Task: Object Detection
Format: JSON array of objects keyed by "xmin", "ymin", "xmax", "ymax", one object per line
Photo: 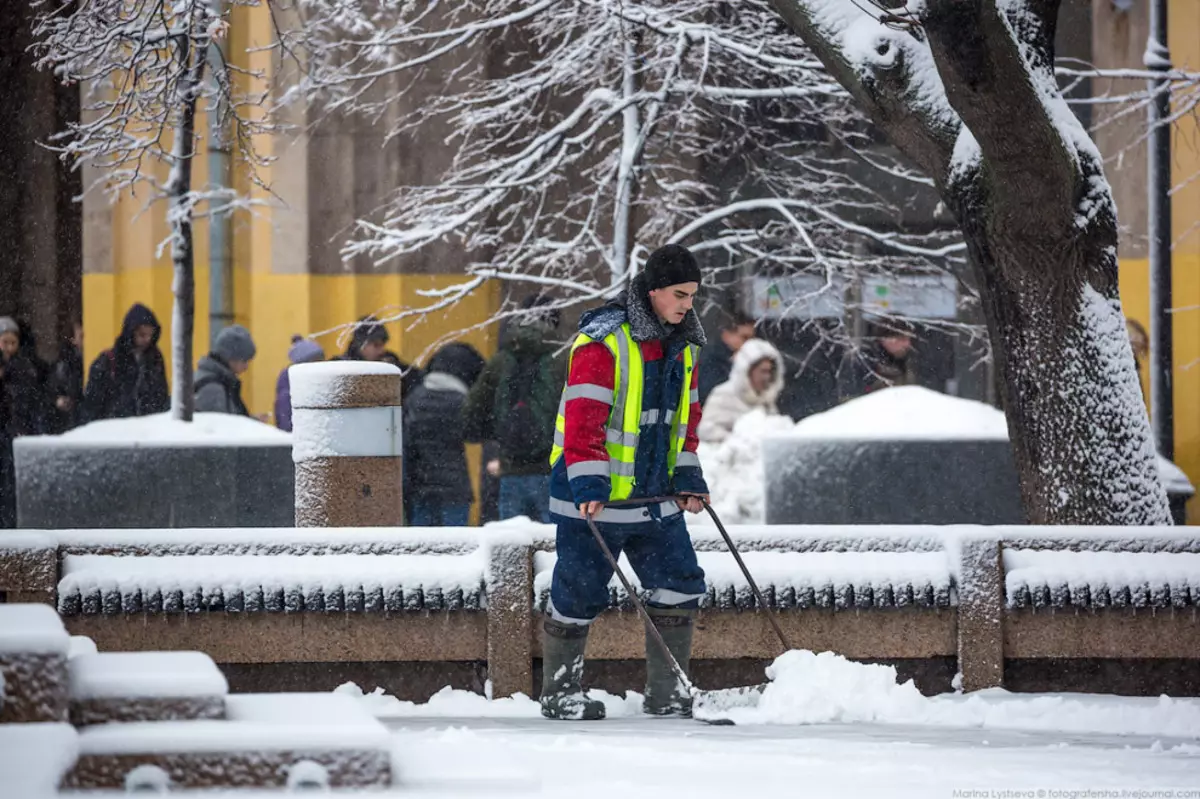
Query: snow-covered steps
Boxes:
[
  {"xmin": 56, "ymin": 552, "xmax": 487, "ymax": 615},
  {"xmin": 533, "ymin": 550, "xmax": 956, "ymax": 612},
  {"xmin": 69, "ymin": 651, "xmax": 229, "ymax": 726},
  {"xmin": 0, "ymin": 722, "xmax": 79, "ymax": 796},
  {"xmin": 0, "ymin": 603, "xmax": 70, "ymax": 723},
  {"xmin": 1005, "ymin": 550, "xmax": 1200, "ymax": 609},
  {"xmin": 62, "ymin": 692, "xmax": 393, "ymax": 791}
]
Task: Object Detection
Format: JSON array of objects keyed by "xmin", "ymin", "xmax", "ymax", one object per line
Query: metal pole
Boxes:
[
  {"xmin": 1146, "ymin": 0, "xmax": 1173, "ymax": 460},
  {"xmin": 207, "ymin": 1, "xmax": 233, "ymax": 349}
]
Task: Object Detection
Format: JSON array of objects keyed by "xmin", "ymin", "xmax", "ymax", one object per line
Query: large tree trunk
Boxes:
[
  {"xmin": 167, "ymin": 32, "xmax": 208, "ymax": 423},
  {"xmin": 772, "ymin": 0, "xmax": 1169, "ymax": 524}
]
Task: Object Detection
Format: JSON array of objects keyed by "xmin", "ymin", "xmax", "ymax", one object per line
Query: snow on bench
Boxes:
[
  {"xmin": 57, "ymin": 552, "xmax": 487, "ymax": 616},
  {"xmin": 533, "ymin": 549, "xmax": 955, "ymax": 611},
  {"xmin": 69, "ymin": 652, "xmax": 228, "ymax": 725},
  {"xmin": 66, "ymin": 692, "xmax": 392, "ymax": 790},
  {"xmin": 51, "ymin": 526, "xmax": 490, "ymax": 557},
  {"xmin": 1004, "ymin": 550, "xmax": 1200, "ymax": 609}
]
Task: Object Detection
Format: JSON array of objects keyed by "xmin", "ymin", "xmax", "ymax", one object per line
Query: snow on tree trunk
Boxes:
[
  {"xmin": 773, "ymin": 0, "xmax": 1170, "ymax": 524},
  {"xmin": 167, "ymin": 38, "xmax": 208, "ymax": 424}
]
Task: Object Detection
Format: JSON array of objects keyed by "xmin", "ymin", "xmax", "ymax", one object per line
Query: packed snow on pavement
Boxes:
[{"xmin": 331, "ymin": 652, "xmax": 1200, "ymax": 798}]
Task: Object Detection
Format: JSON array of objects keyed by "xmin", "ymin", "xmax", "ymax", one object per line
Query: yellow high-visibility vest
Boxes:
[{"xmin": 549, "ymin": 323, "xmax": 695, "ymax": 501}]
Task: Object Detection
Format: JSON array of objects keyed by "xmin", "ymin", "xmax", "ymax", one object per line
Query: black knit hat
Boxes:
[{"xmin": 643, "ymin": 244, "xmax": 702, "ymax": 292}]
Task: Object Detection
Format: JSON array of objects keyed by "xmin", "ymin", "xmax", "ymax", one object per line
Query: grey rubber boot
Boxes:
[
  {"xmin": 642, "ymin": 607, "xmax": 695, "ymax": 716},
  {"xmin": 539, "ymin": 617, "xmax": 606, "ymax": 720}
]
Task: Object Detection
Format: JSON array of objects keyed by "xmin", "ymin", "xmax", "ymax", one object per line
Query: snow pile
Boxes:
[
  {"xmin": 718, "ymin": 650, "xmax": 1200, "ymax": 738},
  {"xmin": 0, "ymin": 603, "xmax": 70, "ymax": 655},
  {"xmin": 697, "ymin": 409, "xmax": 796, "ymax": 524},
  {"xmin": 335, "ymin": 682, "xmax": 643, "ymax": 719},
  {"xmin": 24, "ymin": 412, "xmax": 291, "ymax": 448},
  {"xmin": 792, "ymin": 386, "xmax": 1010, "ymax": 441},
  {"xmin": 696, "ymin": 386, "xmax": 1191, "ymax": 523}
]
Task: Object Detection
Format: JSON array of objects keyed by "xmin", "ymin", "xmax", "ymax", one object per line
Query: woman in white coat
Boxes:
[{"xmin": 697, "ymin": 337, "xmax": 785, "ymax": 444}]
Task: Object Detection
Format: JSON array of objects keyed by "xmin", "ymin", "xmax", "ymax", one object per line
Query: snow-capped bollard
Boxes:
[{"xmin": 290, "ymin": 361, "xmax": 404, "ymax": 527}]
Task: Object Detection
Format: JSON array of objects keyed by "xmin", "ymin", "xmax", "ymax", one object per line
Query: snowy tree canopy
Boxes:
[{"xmin": 284, "ymin": 0, "xmax": 966, "ymax": 343}]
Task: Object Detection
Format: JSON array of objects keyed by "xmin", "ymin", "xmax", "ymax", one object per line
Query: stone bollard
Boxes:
[{"xmin": 290, "ymin": 361, "xmax": 404, "ymax": 527}]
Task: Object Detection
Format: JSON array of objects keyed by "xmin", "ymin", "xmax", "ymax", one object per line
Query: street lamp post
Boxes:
[{"xmin": 1146, "ymin": 0, "xmax": 1173, "ymax": 460}]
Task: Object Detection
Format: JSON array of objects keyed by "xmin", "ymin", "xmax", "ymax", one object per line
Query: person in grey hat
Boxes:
[{"xmin": 195, "ymin": 325, "xmax": 257, "ymax": 416}]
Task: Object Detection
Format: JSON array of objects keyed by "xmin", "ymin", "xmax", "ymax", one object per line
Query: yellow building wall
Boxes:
[
  {"xmin": 1118, "ymin": 0, "xmax": 1200, "ymax": 522},
  {"xmin": 82, "ymin": 2, "xmax": 502, "ymax": 523}
]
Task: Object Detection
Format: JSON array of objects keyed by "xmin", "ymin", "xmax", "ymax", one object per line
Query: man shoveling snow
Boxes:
[{"xmin": 542, "ymin": 244, "xmax": 711, "ymax": 721}]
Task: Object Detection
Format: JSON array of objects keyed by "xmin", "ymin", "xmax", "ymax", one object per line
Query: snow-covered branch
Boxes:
[{"xmin": 282, "ymin": 0, "xmax": 966, "ymax": 341}]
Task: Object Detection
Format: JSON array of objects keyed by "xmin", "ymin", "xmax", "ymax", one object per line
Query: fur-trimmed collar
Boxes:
[{"xmin": 579, "ymin": 273, "xmax": 707, "ymax": 346}]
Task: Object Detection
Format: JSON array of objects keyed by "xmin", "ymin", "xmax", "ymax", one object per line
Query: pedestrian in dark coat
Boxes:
[
  {"xmin": 697, "ymin": 311, "xmax": 756, "ymax": 406},
  {"xmin": 195, "ymin": 325, "xmax": 257, "ymax": 416},
  {"xmin": 403, "ymin": 342, "xmax": 486, "ymax": 526},
  {"xmin": 0, "ymin": 317, "xmax": 43, "ymax": 527},
  {"xmin": 80, "ymin": 303, "xmax": 170, "ymax": 423},
  {"xmin": 275, "ymin": 335, "xmax": 324, "ymax": 432},
  {"xmin": 46, "ymin": 322, "xmax": 84, "ymax": 435},
  {"xmin": 462, "ymin": 297, "xmax": 565, "ymax": 522}
]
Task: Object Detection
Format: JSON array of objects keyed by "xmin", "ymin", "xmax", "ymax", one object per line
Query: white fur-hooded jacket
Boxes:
[{"xmin": 697, "ymin": 338, "xmax": 785, "ymax": 444}]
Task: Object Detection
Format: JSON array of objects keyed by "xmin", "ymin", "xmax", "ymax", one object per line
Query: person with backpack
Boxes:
[
  {"xmin": 195, "ymin": 325, "xmax": 257, "ymax": 416},
  {"xmin": 403, "ymin": 342, "xmax": 486, "ymax": 526},
  {"xmin": 539, "ymin": 244, "xmax": 710, "ymax": 721},
  {"xmin": 81, "ymin": 303, "xmax": 170, "ymax": 423},
  {"xmin": 463, "ymin": 296, "xmax": 565, "ymax": 523}
]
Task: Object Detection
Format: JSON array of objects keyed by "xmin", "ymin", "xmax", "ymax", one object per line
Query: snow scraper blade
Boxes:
[
  {"xmin": 586, "ymin": 499, "xmax": 791, "ymax": 727},
  {"xmin": 692, "ymin": 684, "xmax": 767, "ymax": 725}
]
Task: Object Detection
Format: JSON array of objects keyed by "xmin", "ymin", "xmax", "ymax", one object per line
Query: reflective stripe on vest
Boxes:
[{"xmin": 549, "ymin": 323, "xmax": 695, "ymax": 502}]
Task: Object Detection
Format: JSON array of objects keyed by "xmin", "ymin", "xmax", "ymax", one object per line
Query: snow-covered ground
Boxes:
[{"xmin": 330, "ymin": 652, "xmax": 1200, "ymax": 798}]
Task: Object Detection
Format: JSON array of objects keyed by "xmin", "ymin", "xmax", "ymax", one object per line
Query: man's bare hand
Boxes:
[
  {"xmin": 580, "ymin": 501, "xmax": 605, "ymax": 519},
  {"xmin": 486, "ymin": 459, "xmax": 501, "ymax": 477},
  {"xmin": 677, "ymin": 494, "xmax": 708, "ymax": 514}
]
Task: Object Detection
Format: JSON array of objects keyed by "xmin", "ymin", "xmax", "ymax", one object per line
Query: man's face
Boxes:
[
  {"xmin": 648, "ymin": 282, "xmax": 699, "ymax": 326},
  {"xmin": 0, "ymin": 332, "xmax": 17, "ymax": 359},
  {"xmin": 880, "ymin": 334, "xmax": 913, "ymax": 358},
  {"xmin": 228, "ymin": 358, "xmax": 250, "ymax": 376},
  {"xmin": 132, "ymin": 324, "xmax": 155, "ymax": 352},
  {"xmin": 721, "ymin": 323, "xmax": 755, "ymax": 353},
  {"xmin": 72, "ymin": 323, "xmax": 84, "ymax": 350},
  {"xmin": 360, "ymin": 339, "xmax": 386, "ymax": 361}
]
